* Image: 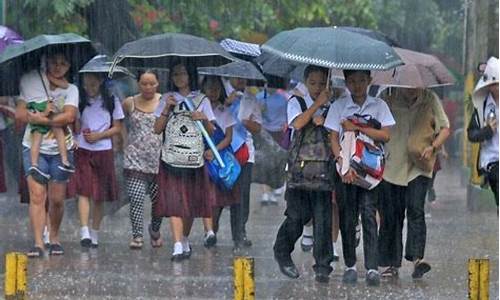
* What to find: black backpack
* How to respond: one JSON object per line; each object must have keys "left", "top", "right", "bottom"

{"left": 286, "top": 96, "right": 335, "bottom": 191}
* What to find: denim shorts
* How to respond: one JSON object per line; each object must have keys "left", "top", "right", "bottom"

{"left": 22, "top": 147, "right": 74, "bottom": 183}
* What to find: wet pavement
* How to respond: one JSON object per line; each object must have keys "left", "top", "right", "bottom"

{"left": 0, "top": 162, "right": 498, "bottom": 299}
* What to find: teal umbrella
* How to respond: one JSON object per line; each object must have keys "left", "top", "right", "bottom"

{"left": 258, "top": 27, "right": 403, "bottom": 78}
{"left": 0, "top": 33, "right": 96, "bottom": 96}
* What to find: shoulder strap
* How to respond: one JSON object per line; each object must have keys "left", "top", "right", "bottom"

{"left": 37, "top": 69, "right": 51, "bottom": 100}
{"left": 292, "top": 96, "right": 308, "bottom": 113}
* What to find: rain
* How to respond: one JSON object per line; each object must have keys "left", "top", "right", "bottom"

{"left": 0, "top": 0, "right": 498, "bottom": 299}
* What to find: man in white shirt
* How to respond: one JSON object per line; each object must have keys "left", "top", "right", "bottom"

{"left": 324, "top": 69, "right": 395, "bottom": 286}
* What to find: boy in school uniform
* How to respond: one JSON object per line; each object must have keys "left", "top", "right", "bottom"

{"left": 324, "top": 69, "right": 395, "bottom": 286}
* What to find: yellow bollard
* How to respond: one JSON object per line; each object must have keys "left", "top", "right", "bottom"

{"left": 234, "top": 257, "right": 244, "bottom": 300}
{"left": 4, "top": 252, "right": 17, "bottom": 299}
{"left": 468, "top": 259, "right": 480, "bottom": 300}
{"left": 242, "top": 257, "right": 255, "bottom": 300}
{"left": 478, "top": 259, "right": 489, "bottom": 300}
{"left": 16, "top": 253, "right": 28, "bottom": 299}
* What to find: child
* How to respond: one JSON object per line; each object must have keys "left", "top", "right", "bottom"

{"left": 22, "top": 54, "right": 75, "bottom": 183}
{"left": 73, "top": 72, "right": 124, "bottom": 248}
{"left": 324, "top": 69, "right": 395, "bottom": 286}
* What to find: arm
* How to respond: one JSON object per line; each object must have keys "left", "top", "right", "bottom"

{"left": 467, "top": 109, "right": 495, "bottom": 143}
{"left": 217, "top": 126, "right": 233, "bottom": 150}
{"left": 342, "top": 119, "right": 391, "bottom": 143}
{"left": 83, "top": 120, "right": 123, "bottom": 143}
{"left": 291, "top": 90, "right": 331, "bottom": 130}
{"left": 242, "top": 119, "right": 261, "bottom": 135}
{"left": 421, "top": 127, "right": 450, "bottom": 160}
{"left": 329, "top": 130, "right": 342, "bottom": 159}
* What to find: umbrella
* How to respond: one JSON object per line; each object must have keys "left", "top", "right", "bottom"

{"left": 257, "top": 27, "right": 403, "bottom": 79}
{"left": 0, "top": 33, "right": 97, "bottom": 96}
{"left": 110, "top": 33, "right": 235, "bottom": 75}
{"left": 197, "top": 60, "right": 267, "bottom": 83}
{"left": 0, "top": 26, "right": 23, "bottom": 53}
{"left": 339, "top": 26, "right": 399, "bottom": 47}
{"left": 219, "top": 38, "right": 261, "bottom": 60}
{"left": 79, "top": 54, "right": 134, "bottom": 78}
{"left": 372, "top": 47, "right": 455, "bottom": 88}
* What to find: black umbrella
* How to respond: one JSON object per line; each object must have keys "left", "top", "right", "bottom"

{"left": 0, "top": 33, "right": 97, "bottom": 96}
{"left": 110, "top": 33, "right": 235, "bottom": 75}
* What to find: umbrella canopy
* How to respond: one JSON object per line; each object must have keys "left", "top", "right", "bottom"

{"left": 197, "top": 60, "right": 267, "bottom": 82}
{"left": 219, "top": 38, "right": 261, "bottom": 60}
{"left": 257, "top": 27, "right": 403, "bottom": 78}
{"left": 0, "top": 26, "right": 23, "bottom": 53}
{"left": 339, "top": 26, "right": 399, "bottom": 47}
{"left": 372, "top": 47, "right": 455, "bottom": 88}
{"left": 110, "top": 33, "right": 235, "bottom": 75}
{"left": 257, "top": 27, "right": 403, "bottom": 76}
{"left": 0, "top": 33, "right": 97, "bottom": 96}
{"left": 79, "top": 54, "right": 134, "bottom": 78}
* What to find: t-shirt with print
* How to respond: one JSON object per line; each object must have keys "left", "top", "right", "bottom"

{"left": 154, "top": 91, "right": 216, "bottom": 122}
{"left": 76, "top": 95, "right": 125, "bottom": 151}
{"left": 20, "top": 70, "right": 79, "bottom": 155}
{"left": 324, "top": 94, "right": 395, "bottom": 135}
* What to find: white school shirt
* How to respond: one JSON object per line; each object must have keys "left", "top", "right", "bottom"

{"left": 480, "top": 94, "right": 499, "bottom": 168}
{"left": 20, "top": 70, "right": 79, "bottom": 154}
{"left": 224, "top": 81, "right": 263, "bottom": 164}
{"left": 212, "top": 103, "right": 236, "bottom": 133}
{"left": 154, "top": 91, "right": 216, "bottom": 122}
{"left": 76, "top": 95, "right": 125, "bottom": 151}
{"left": 324, "top": 94, "right": 396, "bottom": 135}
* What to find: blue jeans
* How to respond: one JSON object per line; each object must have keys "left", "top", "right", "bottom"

{"left": 22, "top": 147, "right": 74, "bottom": 183}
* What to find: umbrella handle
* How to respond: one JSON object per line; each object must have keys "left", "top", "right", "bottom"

{"left": 182, "top": 98, "right": 226, "bottom": 168}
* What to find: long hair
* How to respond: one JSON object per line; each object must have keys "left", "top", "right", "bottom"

{"left": 200, "top": 76, "right": 227, "bottom": 105}
{"left": 167, "top": 60, "right": 199, "bottom": 92}
{"left": 79, "top": 73, "right": 115, "bottom": 116}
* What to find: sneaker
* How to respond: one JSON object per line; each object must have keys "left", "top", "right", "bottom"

{"left": 300, "top": 235, "right": 313, "bottom": 252}
{"left": 171, "top": 242, "right": 184, "bottom": 262}
{"left": 240, "top": 237, "right": 252, "bottom": 248}
{"left": 366, "top": 269, "right": 380, "bottom": 286}
{"left": 412, "top": 260, "right": 431, "bottom": 279}
{"left": 43, "top": 226, "right": 50, "bottom": 249}
{"left": 58, "top": 163, "right": 75, "bottom": 173}
{"left": 80, "top": 238, "right": 91, "bottom": 248}
{"left": 260, "top": 192, "right": 270, "bottom": 206}
{"left": 268, "top": 194, "right": 279, "bottom": 205}
{"left": 203, "top": 231, "right": 217, "bottom": 248}
{"left": 28, "top": 166, "right": 50, "bottom": 184}
{"left": 342, "top": 269, "right": 358, "bottom": 284}
{"left": 182, "top": 238, "right": 192, "bottom": 258}
{"left": 315, "top": 273, "right": 329, "bottom": 283}
{"left": 90, "top": 229, "right": 99, "bottom": 248}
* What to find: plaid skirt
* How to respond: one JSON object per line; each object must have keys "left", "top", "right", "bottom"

{"left": 67, "top": 148, "right": 118, "bottom": 202}
{"left": 155, "top": 162, "right": 216, "bottom": 218}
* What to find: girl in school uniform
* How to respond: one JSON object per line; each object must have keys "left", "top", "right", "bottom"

{"left": 122, "top": 70, "right": 164, "bottom": 249}
{"left": 153, "top": 63, "right": 216, "bottom": 261}
{"left": 200, "top": 75, "right": 241, "bottom": 248}
{"left": 73, "top": 73, "right": 124, "bottom": 248}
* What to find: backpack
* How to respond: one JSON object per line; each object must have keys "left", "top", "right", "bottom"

{"left": 343, "top": 114, "right": 385, "bottom": 190}
{"left": 161, "top": 94, "right": 206, "bottom": 169}
{"left": 286, "top": 96, "right": 335, "bottom": 191}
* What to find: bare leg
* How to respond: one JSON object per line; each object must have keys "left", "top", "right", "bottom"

{"left": 47, "top": 181, "right": 67, "bottom": 245}
{"left": 52, "top": 127, "right": 69, "bottom": 166}
{"left": 30, "top": 132, "right": 42, "bottom": 167}
{"left": 27, "top": 176, "right": 47, "bottom": 249}
{"left": 78, "top": 195, "right": 90, "bottom": 227}
{"left": 183, "top": 217, "right": 194, "bottom": 237}
{"left": 91, "top": 200, "right": 104, "bottom": 230}
{"left": 170, "top": 217, "right": 184, "bottom": 243}
{"left": 202, "top": 217, "right": 213, "bottom": 232}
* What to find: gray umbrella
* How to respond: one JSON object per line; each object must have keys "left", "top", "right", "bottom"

{"left": 79, "top": 54, "right": 134, "bottom": 78}
{"left": 197, "top": 60, "right": 267, "bottom": 82}
{"left": 110, "top": 33, "right": 235, "bottom": 75}
{"left": 257, "top": 27, "right": 403, "bottom": 78}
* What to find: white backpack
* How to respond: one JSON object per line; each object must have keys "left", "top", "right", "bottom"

{"left": 161, "top": 94, "right": 206, "bottom": 168}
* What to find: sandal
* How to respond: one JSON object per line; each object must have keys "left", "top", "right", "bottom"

{"left": 49, "top": 244, "right": 64, "bottom": 256}
{"left": 381, "top": 266, "right": 399, "bottom": 278}
{"left": 129, "top": 237, "right": 144, "bottom": 249}
{"left": 27, "top": 246, "right": 44, "bottom": 258}
{"left": 148, "top": 225, "right": 163, "bottom": 248}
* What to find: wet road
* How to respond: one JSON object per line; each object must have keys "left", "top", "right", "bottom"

{"left": 0, "top": 163, "right": 498, "bottom": 299}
